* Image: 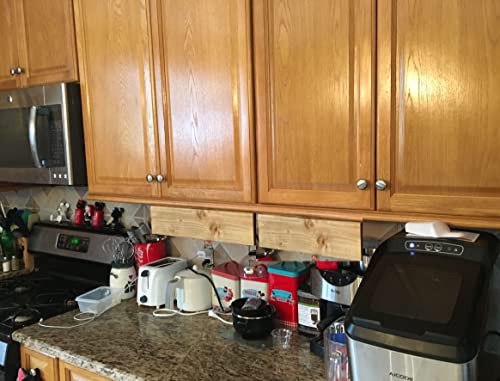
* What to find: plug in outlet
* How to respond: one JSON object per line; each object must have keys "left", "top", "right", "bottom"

{"left": 196, "top": 249, "right": 213, "bottom": 268}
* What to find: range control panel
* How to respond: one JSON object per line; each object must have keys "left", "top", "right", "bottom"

{"left": 404, "top": 240, "right": 464, "bottom": 255}
{"left": 56, "top": 234, "right": 90, "bottom": 253}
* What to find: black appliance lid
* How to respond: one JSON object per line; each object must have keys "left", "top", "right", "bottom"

{"left": 346, "top": 249, "right": 488, "bottom": 363}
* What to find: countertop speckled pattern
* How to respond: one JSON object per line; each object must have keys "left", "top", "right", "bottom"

{"left": 13, "top": 300, "right": 325, "bottom": 381}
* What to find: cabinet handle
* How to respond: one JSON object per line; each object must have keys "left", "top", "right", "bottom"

{"left": 15, "top": 66, "right": 24, "bottom": 74}
{"left": 9, "top": 68, "right": 16, "bottom": 76}
{"left": 146, "top": 174, "right": 154, "bottom": 183}
{"left": 356, "top": 179, "right": 369, "bottom": 190}
{"left": 375, "top": 180, "right": 388, "bottom": 191}
{"left": 156, "top": 174, "right": 164, "bottom": 183}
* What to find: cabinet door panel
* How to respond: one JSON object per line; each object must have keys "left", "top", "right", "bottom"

{"left": 154, "top": 0, "right": 254, "bottom": 202}
{"left": 21, "top": 346, "right": 59, "bottom": 381}
{"left": 74, "top": 0, "right": 160, "bottom": 198}
{"left": 254, "top": 0, "right": 375, "bottom": 209}
{"left": 59, "top": 360, "right": 110, "bottom": 381}
{"left": 16, "top": 0, "right": 78, "bottom": 86}
{"left": 377, "top": 0, "right": 500, "bottom": 217}
{"left": 0, "top": 0, "right": 20, "bottom": 90}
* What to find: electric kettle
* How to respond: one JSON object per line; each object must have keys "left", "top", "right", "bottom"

{"left": 166, "top": 268, "right": 212, "bottom": 312}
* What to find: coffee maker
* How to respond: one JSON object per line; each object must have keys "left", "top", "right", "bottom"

{"left": 309, "top": 263, "right": 362, "bottom": 358}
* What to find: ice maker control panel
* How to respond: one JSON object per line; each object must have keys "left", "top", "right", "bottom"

{"left": 405, "top": 240, "right": 464, "bottom": 255}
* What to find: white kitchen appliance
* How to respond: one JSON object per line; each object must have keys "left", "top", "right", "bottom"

{"left": 137, "top": 257, "right": 187, "bottom": 308}
{"left": 165, "top": 268, "right": 212, "bottom": 312}
{"left": 346, "top": 231, "right": 499, "bottom": 381}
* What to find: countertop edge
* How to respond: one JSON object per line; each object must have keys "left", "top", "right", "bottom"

{"left": 13, "top": 331, "right": 143, "bottom": 381}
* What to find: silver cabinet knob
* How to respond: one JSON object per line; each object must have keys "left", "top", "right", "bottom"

{"left": 9, "top": 68, "right": 16, "bottom": 76}
{"left": 375, "top": 179, "right": 388, "bottom": 191}
{"left": 15, "top": 66, "right": 24, "bottom": 74}
{"left": 356, "top": 179, "right": 369, "bottom": 190}
{"left": 146, "top": 174, "right": 154, "bottom": 183}
{"left": 156, "top": 174, "right": 164, "bottom": 183}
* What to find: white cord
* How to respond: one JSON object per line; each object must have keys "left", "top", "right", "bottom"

{"left": 152, "top": 308, "right": 210, "bottom": 317}
{"left": 38, "top": 312, "right": 98, "bottom": 329}
{"left": 208, "top": 309, "right": 233, "bottom": 325}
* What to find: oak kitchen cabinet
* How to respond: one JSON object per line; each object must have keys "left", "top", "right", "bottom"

{"left": 153, "top": 0, "right": 255, "bottom": 203}
{"left": 254, "top": 0, "right": 376, "bottom": 210}
{"left": 376, "top": 0, "right": 500, "bottom": 218}
{"left": 0, "top": 0, "right": 78, "bottom": 90}
{"left": 21, "top": 345, "right": 110, "bottom": 381}
{"left": 76, "top": 0, "right": 255, "bottom": 203}
{"left": 74, "top": 0, "right": 162, "bottom": 199}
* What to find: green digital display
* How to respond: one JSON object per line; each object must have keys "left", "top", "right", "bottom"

{"left": 71, "top": 238, "right": 79, "bottom": 245}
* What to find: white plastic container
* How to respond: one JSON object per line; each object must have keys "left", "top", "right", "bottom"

{"left": 75, "top": 286, "right": 121, "bottom": 315}
{"left": 240, "top": 264, "right": 269, "bottom": 301}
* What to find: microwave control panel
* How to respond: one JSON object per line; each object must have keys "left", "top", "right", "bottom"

{"left": 56, "top": 234, "right": 90, "bottom": 253}
{"left": 404, "top": 240, "right": 464, "bottom": 256}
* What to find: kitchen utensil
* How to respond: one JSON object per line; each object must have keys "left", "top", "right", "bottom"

{"left": 165, "top": 268, "right": 212, "bottom": 312}
{"left": 268, "top": 261, "right": 310, "bottom": 327}
{"left": 231, "top": 297, "right": 276, "bottom": 339}
{"left": 109, "top": 263, "right": 137, "bottom": 300}
{"left": 271, "top": 328, "right": 293, "bottom": 349}
{"left": 325, "top": 317, "right": 349, "bottom": 381}
{"left": 137, "top": 257, "right": 187, "bottom": 308}
{"left": 134, "top": 240, "right": 166, "bottom": 268}
{"left": 212, "top": 261, "right": 240, "bottom": 311}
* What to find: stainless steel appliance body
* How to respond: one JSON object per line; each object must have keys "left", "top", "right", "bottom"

{"left": 346, "top": 231, "right": 500, "bottom": 381}
{"left": 348, "top": 338, "right": 476, "bottom": 381}
{"left": 310, "top": 267, "right": 361, "bottom": 306}
{"left": 0, "top": 83, "right": 86, "bottom": 185}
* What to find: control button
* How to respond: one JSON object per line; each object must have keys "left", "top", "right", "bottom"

{"left": 141, "top": 270, "right": 149, "bottom": 277}
{"left": 63, "top": 173, "right": 68, "bottom": 179}
{"left": 53, "top": 173, "right": 57, "bottom": 179}
{"left": 434, "top": 244, "right": 443, "bottom": 252}
{"left": 424, "top": 243, "right": 433, "bottom": 251}
{"left": 58, "top": 174, "right": 62, "bottom": 179}
{"left": 139, "top": 295, "right": 148, "bottom": 303}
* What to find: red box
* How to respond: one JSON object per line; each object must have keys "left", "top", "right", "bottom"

{"left": 268, "top": 262, "right": 310, "bottom": 327}
{"left": 134, "top": 240, "right": 167, "bottom": 268}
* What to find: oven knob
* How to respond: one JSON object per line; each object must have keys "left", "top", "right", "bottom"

{"left": 140, "top": 295, "right": 148, "bottom": 303}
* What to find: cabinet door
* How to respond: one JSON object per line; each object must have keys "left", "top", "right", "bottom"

{"left": 20, "top": 346, "right": 59, "bottom": 381}
{"left": 74, "top": 0, "right": 161, "bottom": 198}
{"left": 377, "top": 0, "right": 500, "bottom": 217}
{"left": 59, "top": 360, "right": 110, "bottom": 381}
{"left": 0, "top": 0, "right": 20, "bottom": 90}
{"left": 153, "top": 0, "right": 255, "bottom": 203}
{"left": 15, "top": 0, "right": 78, "bottom": 86}
{"left": 254, "top": 0, "right": 375, "bottom": 209}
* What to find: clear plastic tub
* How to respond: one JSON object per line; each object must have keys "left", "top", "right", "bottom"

{"left": 75, "top": 286, "right": 122, "bottom": 315}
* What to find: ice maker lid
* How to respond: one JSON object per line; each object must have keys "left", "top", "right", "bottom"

{"left": 346, "top": 250, "right": 486, "bottom": 363}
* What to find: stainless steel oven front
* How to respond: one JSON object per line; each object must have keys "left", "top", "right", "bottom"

{"left": 0, "top": 83, "right": 86, "bottom": 185}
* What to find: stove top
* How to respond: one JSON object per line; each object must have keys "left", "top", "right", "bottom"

{"left": 0, "top": 272, "right": 94, "bottom": 334}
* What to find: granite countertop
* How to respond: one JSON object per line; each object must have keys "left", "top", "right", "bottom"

{"left": 13, "top": 300, "right": 325, "bottom": 381}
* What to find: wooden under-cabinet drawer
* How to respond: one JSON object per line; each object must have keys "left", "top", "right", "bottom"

{"left": 151, "top": 206, "right": 255, "bottom": 245}
{"left": 257, "top": 214, "right": 361, "bottom": 260}
{"left": 20, "top": 346, "right": 59, "bottom": 381}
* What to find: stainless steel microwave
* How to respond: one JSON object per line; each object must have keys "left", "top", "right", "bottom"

{"left": 0, "top": 83, "right": 86, "bottom": 185}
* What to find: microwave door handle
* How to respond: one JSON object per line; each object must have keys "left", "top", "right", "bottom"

{"left": 28, "top": 105, "right": 42, "bottom": 168}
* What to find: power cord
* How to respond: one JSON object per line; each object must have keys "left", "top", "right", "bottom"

{"left": 38, "top": 312, "right": 97, "bottom": 329}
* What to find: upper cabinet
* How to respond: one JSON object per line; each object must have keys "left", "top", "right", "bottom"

{"left": 153, "top": 0, "right": 255, "bottom": 203}
{"left": 253, "top": 0, "right": 376, "bottom": 210}
{"left": 0, "top": 0, "right": 20, "bottom": 90}
{"left": 74, "top": 0, "right": 161, "bottom": 199}
{"left": 377, "top": 0, "right": 500, "bottom": 218}
{"left": 0, "top": 0, "right": 78, "bottom": 90}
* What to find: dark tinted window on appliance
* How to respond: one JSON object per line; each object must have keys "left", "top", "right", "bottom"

{"left": 370, "top": 258, "right": 466, "bottom": 324}
{"left": 36, "top": 105, "right": 65, "bottom": 168}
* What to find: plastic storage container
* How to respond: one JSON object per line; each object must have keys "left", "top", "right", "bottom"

{"left": 240, "top": 264, "right": 268, "bottom": 300}
{"left": 211, "top": 261, "right": 240, "bottom": 311}
{"left": 75, "top": 286, "right": 122, "bottom": 315}
{"left": 268, "top": 261, "right": 310, "bottom": 327}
